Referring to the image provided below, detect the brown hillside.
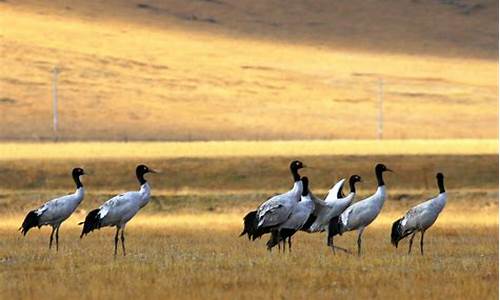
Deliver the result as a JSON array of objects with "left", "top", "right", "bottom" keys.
[{"left": 0, "top": 0, "right": 498, "bottom": 140}]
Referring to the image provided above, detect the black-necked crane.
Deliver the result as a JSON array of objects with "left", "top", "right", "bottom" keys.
[
  {"left": 307, "top": 175, "right": 362, "bottom": 253},
  {"left": 391, "top": 172, "right": 447, "bottom": 255},
  {"left": 79, "top": 164, "right": 157, "bottom": 256},
  {"left": 329, "top": 164, "right": 392, "bottom": 256},
  {"left": 266, "top": 176, "right": 314, "bottom": 252},
  {"left": 239, "top": 160, "right": 304, "bottom": 241},
  {"left": 19, "top": 167, "right": 86, "bottom": 251}
]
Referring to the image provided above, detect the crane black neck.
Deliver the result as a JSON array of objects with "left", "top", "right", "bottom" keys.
[
  {"left": 301, "top": 179, "right": 309, "bottom": 196},
  {"left": 349, "top": 178, "right": 357, "bottom": 193},
  {"left": 376, "top": 169, "right": 385, "bottom": 187},
  {"left": 437, "top": 176, "right": 445, "bottom": 193},
  {"left": 72, "top": 173, "right": 83, "bottom": 189},
  {"left": 291, "top": 168, "right": 301, "bottom": 182},
  {"left": 337, "top": 186, "right": 345, "bottom": 198},
  {"left": 137, "top": 170, "right": 147, "bottom": 185}
]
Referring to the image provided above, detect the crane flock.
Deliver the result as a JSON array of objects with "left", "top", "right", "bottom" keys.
[
  {"left": 19, "top": 161, "right": 447, "bottom": 257},
  {"left": 241, "top": 160, "right": 447, "bottom": 256}
]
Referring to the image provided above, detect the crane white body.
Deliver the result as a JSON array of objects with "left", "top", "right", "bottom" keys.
[
  {"left": 338, "top": 186, "right": 386, "bottom": 233},
  {"left": 278, "top": 192, "right": 314, "bottom": 231},
  {"left": 398, "top": 193, "right": 447, "bottom": 233},
  {"left": 257, "top": 180, "right": 302, "bottom": 229},
  {"left": 36, "top": 188, "right": 85, "bottom": 226},
  {"left": 97, "top": 183, "right": 151, "bottom": 228}
]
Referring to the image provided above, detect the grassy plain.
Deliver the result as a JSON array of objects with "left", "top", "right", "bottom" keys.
[
  {"left": 0, "top": 212, "right": 497, "bottom": 300},
  {"left": 0, "top": 0, "right": 498, "bottom": 140},
  {"left": 0, "top": 150, "right": 497, "bottom": 299}
]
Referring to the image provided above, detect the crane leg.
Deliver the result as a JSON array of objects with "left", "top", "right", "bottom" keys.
[
  {"left": 49, "top": 226, "right": 55, "bottom": 250},
  {"left": 121, "top": 228, "right": 126, "bottom": 256},
  {"left": 326, "top": 233, "right": 335, "bottom": 255},
  {"left": 357, "top": 227, "right": 365, "bottom": 257},
  {"left": 420, "top": 230, "right": 425, "bottom": 256},
  {"left": 55, "top": 225, "right": 60, "bottom": 252},
  {"left": 278, "top": 231, "right": 285, "bottom": 254},
  {"left": 288, "top": 237, "right": 292, "bottom": 252},
  {"left": 334, "top": 246, "right": 351, "bottom": 254},
  {"left": 408, "top": 232, "right": 416, "bottom": 254},
  {"left": 114, "top": 227, "right": 120, "bottom": 256}
]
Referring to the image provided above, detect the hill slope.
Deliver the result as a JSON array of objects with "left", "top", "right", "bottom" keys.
[{"left": 0, "top": 0, "right": 498, "bottom": 140}]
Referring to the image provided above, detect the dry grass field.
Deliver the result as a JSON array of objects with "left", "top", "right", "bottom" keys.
[
  {"left": 0, "top": 210, "right": 497, "bottom": 299},
  {"left": 0, "top": 150, "right": 497, "bottom": 299},
  {"left": 1, "top": 0, "right": 498, "bottom": 298},
  {"left": 0, "top": 0, "right": 498, "bottom": 140}
]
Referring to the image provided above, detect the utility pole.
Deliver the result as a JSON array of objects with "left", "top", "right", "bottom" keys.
[
  {"left": 52, "top": 66, "right": 59, "bottom": 140},
  {"left": 377, "top": 78, "right": 384, "bottom": 140}
]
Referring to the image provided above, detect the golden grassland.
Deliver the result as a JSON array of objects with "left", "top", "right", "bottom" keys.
[
  {"left": 0, "top": 0, "right": 498, "bottom": 140},
  {"left": 0, "top": 140, "right": 497, "bottom": 160},
  {"left": 0, "top": 153, "right": 497, "bottom": 299},
  {"left": 0, "top": 205, "right": 498, "bottom": 300}
]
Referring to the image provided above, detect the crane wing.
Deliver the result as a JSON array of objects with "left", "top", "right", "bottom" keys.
[
  {"left": 401, "top": 199, "right": 435, "bottom": 230},
  {"left": 98, "top": 192, "right": 140, "bottom": 219},
  {"left": 35, "top": 194, "right": 75, "bottom": 220},
  {"left": 324, "top": 178, "right": 346, "bottom": 204},
  {"left": 340, "top": 201, "right": 376, "bottom": 231}
]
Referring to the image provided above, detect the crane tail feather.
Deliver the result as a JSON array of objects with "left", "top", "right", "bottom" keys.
[
  {"left": 19, "top": 210, "right": 40, "bottom": 236},
  {"left": 300, "top": 214, "right": 317, "bottom": 232},
  {"left": 328, "top": 216, "right": 342, "bottom": 238},
  {"left": 391, "top": 218, "right": 404, "bottom": 248},
  {"left": 80, "top": 209, "right": 101, "bottom": 238},
  {"left": 240, "top": 210, "right": 272, "bottom": 241}
]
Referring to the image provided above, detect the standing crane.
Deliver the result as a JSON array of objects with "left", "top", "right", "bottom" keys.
[
  {"left": 266, "top": 176, "right": 314, "bottom": 252},
  {"left": 20, "top": 168, "right": 86, "bottom": 251},
  {"left": 239, "top": 160, "right": 305, "bottom": 241},
  {"left": 391, "top": 173, "right": 447, "bottom": 255},
  {"left": 307, "top": 175, "right": 362, "bottom": 253},
  {"left": 329, "top": 164, "right": 392, "bottom": 256},
  {"left": 80, "top": 164, "right": 157, "bottom": 256}
]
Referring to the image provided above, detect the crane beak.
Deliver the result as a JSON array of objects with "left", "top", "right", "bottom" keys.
[
  {"left": 149, "top": 169, "right": 159, "bottom": 174},
  {"left": 386, "top": 168, "right": 394, "bottom": 173}
]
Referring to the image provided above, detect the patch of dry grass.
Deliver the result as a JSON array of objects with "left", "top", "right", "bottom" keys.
[
  {"left": 0, "top": 140, "right": 497, "bottom": 161},
  {"left": 0, "top": 208, "right": 497, "bottom": 299},
  {"left": 0, "top": 154, "right": 497, "bottom": 211}
]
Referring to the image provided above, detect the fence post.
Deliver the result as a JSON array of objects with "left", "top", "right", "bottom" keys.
[{"left": 377, "top": 78, "right": 384, "bottom": 140}]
